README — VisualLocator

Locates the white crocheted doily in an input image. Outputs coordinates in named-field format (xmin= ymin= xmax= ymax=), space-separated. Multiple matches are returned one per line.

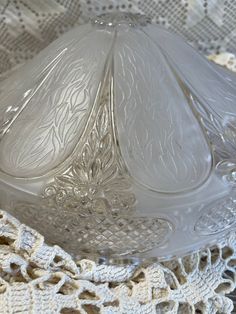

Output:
xmin=0 ymin=208 xmax=236 ymax=314
xmin=0 ymin=1 xmax=236 ymax=313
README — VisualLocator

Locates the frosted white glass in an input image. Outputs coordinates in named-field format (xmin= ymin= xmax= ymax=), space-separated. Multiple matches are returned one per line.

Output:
xmin=0 ymin=13 xmax=235 ymax=264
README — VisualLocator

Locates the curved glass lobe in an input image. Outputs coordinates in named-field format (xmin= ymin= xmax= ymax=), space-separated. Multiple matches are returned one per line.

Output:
xmin=145 ymin=25 xmax=236 ymax=162
xmin=113 ymin=28 xmax=212 ymax=193
xmin=0 ymin=27 xmax=114 ymax=178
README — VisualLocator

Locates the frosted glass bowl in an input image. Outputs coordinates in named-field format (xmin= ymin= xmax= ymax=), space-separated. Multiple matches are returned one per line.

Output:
xmin=0 ymin=12 xmax=236 ymax=264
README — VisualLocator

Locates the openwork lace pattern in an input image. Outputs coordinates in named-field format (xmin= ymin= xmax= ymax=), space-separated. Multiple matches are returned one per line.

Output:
xmin=0 ymin=209 xmax=235 ymax=314
xmin=0 ymin=0 xmax=236 ymax=78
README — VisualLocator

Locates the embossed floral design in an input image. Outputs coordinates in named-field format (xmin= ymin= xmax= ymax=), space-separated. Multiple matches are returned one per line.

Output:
xmin=43 ymin=85 xmax=136 ymax=214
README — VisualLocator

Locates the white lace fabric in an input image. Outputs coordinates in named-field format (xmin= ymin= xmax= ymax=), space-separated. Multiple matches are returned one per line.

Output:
xmin=0 ymin=0 xmax=236 ymax=79
xmin=0 ymin=208 xmax=235 ymax=314
xmin=1 ymin=1 xmax=236 ymax=313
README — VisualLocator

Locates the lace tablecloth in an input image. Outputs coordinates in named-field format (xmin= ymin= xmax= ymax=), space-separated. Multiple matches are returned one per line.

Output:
xmin=1 ymin=1 xmax=236 ymax=313
xmin=0 ymin=205 xmax=235 ymax=314
xmin=1 ymin=0 xmax=236 ymax=79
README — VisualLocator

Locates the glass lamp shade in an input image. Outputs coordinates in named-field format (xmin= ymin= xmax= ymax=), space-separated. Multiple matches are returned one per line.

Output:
xmin=0 ymin=13 xmax=236 ymax=263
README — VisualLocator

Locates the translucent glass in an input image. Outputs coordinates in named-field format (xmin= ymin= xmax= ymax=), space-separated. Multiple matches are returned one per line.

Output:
xmin=0 ymin=13 xmax=236 ymax=264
